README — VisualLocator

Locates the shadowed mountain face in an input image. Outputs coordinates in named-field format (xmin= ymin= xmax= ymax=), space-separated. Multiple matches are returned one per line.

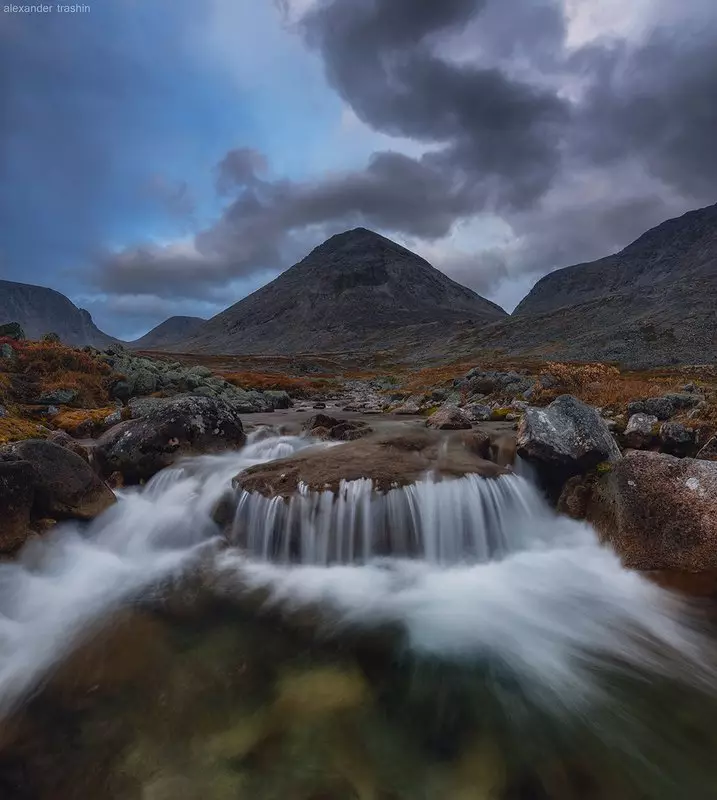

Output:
xmin=129 ymin=316 xmax=205 ymax=350
xmin=0 ymin=280 xmax=117 ymax=347
xmin=490 ymin=202 xmax=717 ymax=366
xmin=179 ymin=228 xmax=507 ymax=355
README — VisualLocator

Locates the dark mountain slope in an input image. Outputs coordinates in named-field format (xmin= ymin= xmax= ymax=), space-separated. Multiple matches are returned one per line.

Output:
xmin=180 ymin=228 xmax=506 ymax=354
xmin=0 ymin=280 xmax=118 ymax=347
xmin=427 ymin=203 xmax=717 ymax=367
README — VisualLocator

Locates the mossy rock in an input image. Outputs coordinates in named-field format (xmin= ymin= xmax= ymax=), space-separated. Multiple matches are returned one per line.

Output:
xmin=0 ymin=322 xmax=25 ymax=341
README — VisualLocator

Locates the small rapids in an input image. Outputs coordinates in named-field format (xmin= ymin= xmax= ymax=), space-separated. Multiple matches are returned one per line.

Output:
xmin=232 ymin=472 xmax=549 ymax=564
xmin=0 ymin=432 xmax=716 ymax=799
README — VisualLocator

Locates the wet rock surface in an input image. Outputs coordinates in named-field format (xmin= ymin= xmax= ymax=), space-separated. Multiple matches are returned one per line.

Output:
xmin=1 ymin=439 xmax=115 ymax=522
xmin=235 ymin=430 xmax=508 ymax=498
xmin=94 ymin=395 xmax=246 ymax=484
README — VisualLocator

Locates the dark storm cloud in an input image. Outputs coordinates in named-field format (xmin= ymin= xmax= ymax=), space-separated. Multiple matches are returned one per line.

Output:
xmin=303 ymin=0 xmax=569 ymax=207
xmin=77 ymin=0 xmax=717 ymax=316
xmin=573 ymin=26 xmax=717 ymax=203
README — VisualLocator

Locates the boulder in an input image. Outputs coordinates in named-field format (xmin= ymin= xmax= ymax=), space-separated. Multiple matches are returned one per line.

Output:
xmin=465 ymin=403 xmax=492 ymax=422
xmin=2 ymin=439 xmax=115 ymax=521
xmin=264 ymin=390 xmax=291 ymax=410
xmin=659 ymin=422 xmax=696 ymax=457
xmin=556 ymin=473 xmax=598 ymax=521
xmin=425 ymin=404 xmax=472 ymax=431
xmin=94 ymin=395 xmax=246 ymax=484
xmin=235 ymin=430 xmax=507 ymax=498
xmin=47 ymin=430 xmax=91 ymax=463
xmin=0 ymin=459 xmax=35 ymax=552
xmin=626 ymin=393 xmax=697 ymax=421
xmin=37 ymin=388 xmax=79 ymax=405
xmin=393 ymin=400 xmax=422 ymax=415
xmin=517 ymin=395 xmax=621 ymax=473
xmin=128 ymin=368 xmax=157 ymax=397
xmin=624 ymin=413 xmax=657 ymax=449
xmin=303 ymin=413 xmax=340 ymax=433
xmin=586 ymin=451 xmax=717 ymax=571
xmin=0 ymin=322 xmax=25 ymax=341
xmin=696 ymin=436 xmax=717 ymax=462
xmin=302 ymin=414 xmax=372 ymax=442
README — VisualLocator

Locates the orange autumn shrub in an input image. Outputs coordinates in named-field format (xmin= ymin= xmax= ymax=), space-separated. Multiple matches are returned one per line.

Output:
xmin=534 ymin=362 xmax=671 ymax=409
xmin=14 ymin=341 xmax=114 ymax=407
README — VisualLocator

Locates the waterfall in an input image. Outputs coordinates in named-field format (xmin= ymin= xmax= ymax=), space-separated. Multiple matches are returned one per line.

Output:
xmin=0 ymin=432 xmax=713 ymax=719
xmin=231 ymin=472 xmax=554 ymax=565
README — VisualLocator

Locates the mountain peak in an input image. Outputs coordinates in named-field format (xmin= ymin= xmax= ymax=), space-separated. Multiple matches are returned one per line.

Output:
xmin=178 ymin=229 xmax=506 ymax=355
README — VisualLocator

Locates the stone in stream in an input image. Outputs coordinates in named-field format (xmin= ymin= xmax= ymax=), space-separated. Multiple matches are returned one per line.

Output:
xmin=425 ymin=404 xmax=472 ymax=430
xmin=586 ymin=451 xmax=717 ymax=571
xmin=94 ymin=394 xmax=246 ymax=484
xmin=1 ymin=439 xmax=115 ymax=522
xmin=302 ymin=413 xmax=372 ymax=441
xmin=236 ymin=429 xmax=507 ymax=499
xmin=517 ymin=395 xmax=621 ymax=472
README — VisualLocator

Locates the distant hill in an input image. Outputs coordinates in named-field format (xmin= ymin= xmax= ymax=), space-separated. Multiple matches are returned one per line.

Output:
xmin=178 ymin=228 xmax=507 ymax=354
xmin=0 ymin=280 xmax=117 ymax=347
xmin=128 ymin=316 xmax=205 ymax=350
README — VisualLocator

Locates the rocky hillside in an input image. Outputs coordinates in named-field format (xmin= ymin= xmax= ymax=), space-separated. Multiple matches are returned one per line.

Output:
xmin=128 ymin=315 xmax=205 ymax=350
xmin=0 ymin=280 xmax=117 ymax=348
xmin=178 ymin=228 xmax=506 ymax=355
xmin=501 ymin=203 xmax=717 ymax=365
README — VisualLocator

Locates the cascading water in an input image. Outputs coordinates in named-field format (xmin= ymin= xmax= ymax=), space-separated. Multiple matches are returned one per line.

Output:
xmin=232 ymin=472 xmax=550 ymax=564
xmin=1 ymin=431 xmax=716 ymax=798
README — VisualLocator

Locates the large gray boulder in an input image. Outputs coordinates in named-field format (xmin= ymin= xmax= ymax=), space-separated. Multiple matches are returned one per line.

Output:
xmin=587 ymin=451 xmax=717 ymax=571
xmin=1 ymin=439 xmax=115 ymax=522
xmin=94 ymin=395 xmax=246 ymax=484
xmin=517 ymin=395 xmax=621 ymax=472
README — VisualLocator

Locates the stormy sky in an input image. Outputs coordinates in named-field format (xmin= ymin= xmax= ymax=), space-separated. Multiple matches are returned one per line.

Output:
xmin=1 ymin=0 xmax=715 ymax=338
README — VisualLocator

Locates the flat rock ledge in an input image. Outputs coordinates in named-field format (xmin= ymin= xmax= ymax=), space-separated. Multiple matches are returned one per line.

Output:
xmin=234 ymin=430 xmax=507 ymax=499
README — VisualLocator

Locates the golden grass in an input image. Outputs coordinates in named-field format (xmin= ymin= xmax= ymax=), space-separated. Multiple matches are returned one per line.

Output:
xmin=0 ymin=415 xmax=48 ymax=445
xmin=221 ymin=370 xmax=340 ymax=398
xmin=532 ymin=362 xmax=675 ymax=409
xmin=53 ymin=407 xmax=127 ymax=437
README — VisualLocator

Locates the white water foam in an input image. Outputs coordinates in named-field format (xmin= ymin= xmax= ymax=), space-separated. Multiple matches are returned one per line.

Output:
xmin=0 ymin=432 xmax=317 ymax=714
xmin=0 ymin=432 xmax=713 ymax=717
xmin=232 ymin=472 xmax=552 ymax=564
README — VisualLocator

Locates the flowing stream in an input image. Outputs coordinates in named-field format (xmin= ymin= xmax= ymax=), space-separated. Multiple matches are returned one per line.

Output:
xmin=0 ymin=431 xmax=716 ymax=799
